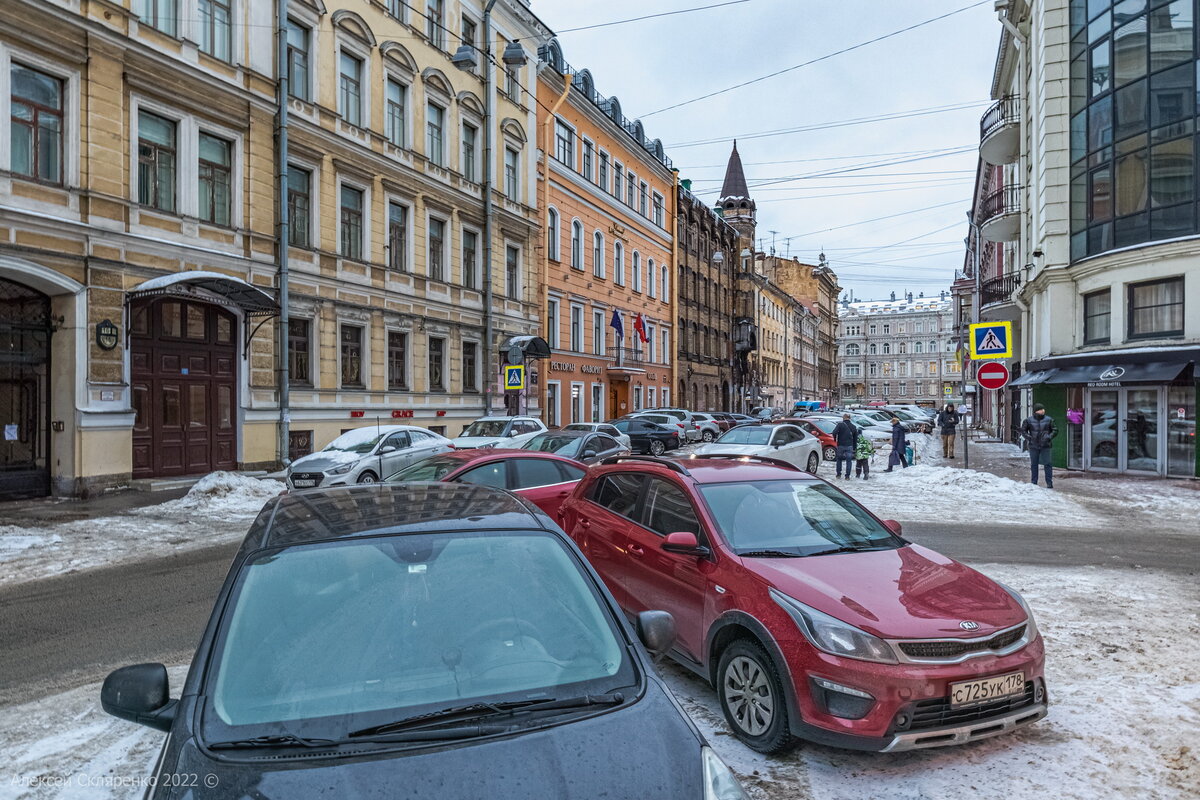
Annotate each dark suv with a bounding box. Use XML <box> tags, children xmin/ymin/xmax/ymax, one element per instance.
<box><xmin>101</xmin><ymin>483</ymin><xmax>749</xmax><ymax>799</ymax></box>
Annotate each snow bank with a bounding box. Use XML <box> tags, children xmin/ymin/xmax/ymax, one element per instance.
<box><xmin>143</xmin><ymin>472</ymin><xmax>282</xmax><ymax>518</ymax></box>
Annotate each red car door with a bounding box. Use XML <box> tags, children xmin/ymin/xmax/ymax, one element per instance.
<box><xmin>615</xmin><ymin>475</ymin><xmax>712</xmax><ymax>662</ymax></box>
<box><xmin>510</xmin><ymin>457</ymin><xmax>584</xmax><ymax>518</ymax></box>
<box><xmin>567</xmin><ymin>472</ymin><xmax>648</xmax><ymax>609</ymax></box>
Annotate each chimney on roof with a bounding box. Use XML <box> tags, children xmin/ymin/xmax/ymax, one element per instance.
<box><xmin>940</xmin><ymin>290</ymin><xmax>947</xmax><ymax>300</ymax></box>
<box><xmin>907</xmin><ymin>291</ymin><xmax>913</xmax><ymax>302</ymax></box>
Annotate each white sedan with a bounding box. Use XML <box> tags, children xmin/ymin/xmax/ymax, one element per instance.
<box><xmin>691</xmin><ymin>423</ymin><xmax>822</xmax><ymax>473</ymax></box>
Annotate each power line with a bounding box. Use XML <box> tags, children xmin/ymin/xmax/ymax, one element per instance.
<box><xmin>787</xmin><ymin>199</ymin><xmax>970</xmax><ymax>238</ymax></box>
<box><xmin>678</xmin><ymin>146</ymin><xmax>972</xmax><ymax>170</ymax></box>
<box><xmin>542</xmin><ymin>0</ymin><xmax>752</xmax><ymax>37</ymax></box>
<box><xmin>641</xmin><ymin>0</ymin><xmax>991</xmax><ymax>117</ymax></box>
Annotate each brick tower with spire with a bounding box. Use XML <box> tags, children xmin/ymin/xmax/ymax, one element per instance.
<box><xmin>716</xmin><ymin>140</ymin><xmax>757</xmax><ymax>242</ymax></box>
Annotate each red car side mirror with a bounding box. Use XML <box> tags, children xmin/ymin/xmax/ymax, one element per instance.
<box><xmin>883</xmin><ymin>519</ymin><xmax>903</xmax><ymax>535</ymax></box>
<box><xmin>661</xmin><ymin>531</ymin><xmax>710</xmax><ymax>557</ymax></box>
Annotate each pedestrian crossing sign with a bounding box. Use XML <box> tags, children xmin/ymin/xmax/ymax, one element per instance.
<box><xmin>504</xmin><ymin>365</ymin><xmax>525</xmax><ymax>391</ymax></box>
<box><xmin>968</xmin><ymin>321</ymin><xmax>1012</xmax><ymax>360</ymax></box>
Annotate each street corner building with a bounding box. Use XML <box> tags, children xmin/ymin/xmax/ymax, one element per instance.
<box><xmin>0</xmin><ymin>0</ymin><xmax>551</xmax><ymax>500</ymax></box>
<box><xmin>535</xmin><ymin>39</ymin><xmax>676</xmax><ymax>423</ymax></box>
<box><xmin>959</xmin><ymin>0</ymin><xmax>1198</xmax><ymax>479</ymax></box>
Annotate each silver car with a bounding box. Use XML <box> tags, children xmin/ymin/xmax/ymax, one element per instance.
<box><xmin>287</xmin><ymin>426</ymin><xmax>454</xmax><ymax>490</ymax></box>
<box><xmin>563</xmin><ymin>422</ymin><xmax>633</xmax><ymax>450</ymax></box>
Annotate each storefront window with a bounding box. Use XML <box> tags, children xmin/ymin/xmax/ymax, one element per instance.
<box><xmin>1166</xmin><ymin>385</ymin><xmax>1196</xmax><ymax>476</ymax></box>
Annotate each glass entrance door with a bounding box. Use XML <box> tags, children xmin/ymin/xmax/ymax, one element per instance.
<box><xmin>1085</xmin><ymin>387</ymin><xmax>1163</xmax><ymax>474</ymax></box>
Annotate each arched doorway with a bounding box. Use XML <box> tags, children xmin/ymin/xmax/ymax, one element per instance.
<box><xmin>130</xmin><ymin>297</ymin><xmax>238</xmax><ymax>478</ymax></box>
<box><xmin>0</xmin><ymin>278</ymin><xmax>51</xmax><ymax>499</ymax></box>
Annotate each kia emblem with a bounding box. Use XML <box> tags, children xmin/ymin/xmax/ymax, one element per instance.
<box><xmin>959</xmin><ymin>620</ymin><xmax>979</xmax><ymax>631</ymax></box>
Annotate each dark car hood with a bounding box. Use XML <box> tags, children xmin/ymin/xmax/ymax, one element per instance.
<box><xmin>745</xmin><ymin>544</ymin><xmax>1024</xmax><ymax>639</ymax></box>
<box><xmin>170</xmin><ymin>684</ymin><xmax>702</xmax><ymax>800</ymax></box>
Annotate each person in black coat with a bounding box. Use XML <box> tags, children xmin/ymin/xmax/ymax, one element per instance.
<box><xmin>884</xmin><ymin>418</ymin><xmax>908</xmax><ymax>471</ymax></box>
<box><xmin>936</xmin><ymin>403</ymin><xmax>960</xmax><ymax>459</ymax></box>
<box><xmin>831</xmin><ymin>413</ymin><xmax>858</xmax><ymax>480</ymax></box>
<box><xmin>1020</xmin><ymin>403</ymin><xmax>1058</xmax><ymax>487</ymax></box>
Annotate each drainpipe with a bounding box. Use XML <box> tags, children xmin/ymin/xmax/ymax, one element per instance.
<box><xmin>481</xmin><ymin>0</ymin><xmax>499</xmax><ymax>417</ymax></box>
<box><xmin>995</xmin><ymin>0</ymin><xmax>1026</xmax><ymax>45</ymax></box>
<box><xmin>275</xmin><ymin>0</ymin><xmax>290</xmax><ymax>466</ymax></box>
<box><xmin>538</xmin><ymin>71</ymin><xmax>571</xmax><ymax>423</ymax></box>
<box><xmin>669</xmin><ymin>169</ymin><xmax>679</xmax><ymax>408</ymax></box>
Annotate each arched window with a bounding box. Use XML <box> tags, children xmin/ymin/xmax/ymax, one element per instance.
<box><xmin>647</xmin><ymin>258</ymin><xmax>656</xmax><ymax>298</ymax></box>
<box><xmin>661</xmin><ymin>264</ymin><xmax>669</xmax><ymax>299</ymax></box>
<box><xmin>898</xmin><ymin>342</ymin><xmax>906</xmax><ymax>354</ymax></box>
<box><xmin>593</xmin><ymin>231</ymin><xmax>605</xmax><ymax>278</ymax></box>
<box><xmin>845</xmin><ymin>343</ymin><xmax>860</xmax><ymax>356</ymax></box>
<box><xmin>547</xmin><ymin>208</ymin><xmax>559</xmax><ymax>259</ymax></box>
<box><xmin>632</xmin><ymin>251</ymin><xmax>641</xmax><ymax>291</ymax></box>
<box><xmin>570</xmin><ymin>220</ymin><xmax>583</xmax><ymax>269</ymax></box>
<box><xmin>914</xmin><ymin>341</ymin><xmax>923</xmax><ymax>354</ymax></box>
<box><xmin>882</xmin><ymin>342</ymin><xmax>891</xmax><ymax>354</ymax></box>
<box><xmin>929</xmin><ymin>341</ymin><xmax>937</xmax><ymax>353</ymax></box>
<box><xmin>868</xmin><ymin>343</ymin><xmax>877</xmax><ymax>355</ymax></box>
<box><xmin>613</xmin><ymin>242</ymin><xmax>625</xmax><ymax>285</ymax></box>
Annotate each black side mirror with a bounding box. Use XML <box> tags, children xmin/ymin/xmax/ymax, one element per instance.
<box><xmin>101</xmin><ymin>663</ymin><xmax>177</xmax><ymax>732</ymax></box>
<box><xmin>635</xmin><ymin>610</ymin><xmax>677</xmax><ymax>663</ymax></box>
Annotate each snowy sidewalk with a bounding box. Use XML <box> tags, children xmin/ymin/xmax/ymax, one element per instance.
<box><xmin>0</xmin><ymin>473</ymin><xmax>282</xmax><ymax>590</ymax></box>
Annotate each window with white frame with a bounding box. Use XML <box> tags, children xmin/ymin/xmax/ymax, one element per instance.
<box><xmin>461</xmin><ymin>340</ymin><xmax>479</xmax><ymax>392</ymax></box>
<box><xmin>554</xmin><ymin>119</ymin><xmax>575</xmax><ymax>167</ymax></box>
<box><xmin>138</xmin><ymin>110</ymin><xmax>177</xmax><ymax>212</ymax></box>
<box><xmin>591</xmin><ymin>384</ymin><xmax>602</xmax><ymax>422</ymax></box>
<box><xmin>504</xmin><ymin>147</ymin><xmax>519</xmax><ymax>200</ymax></box>
<box><xmin>582</xmin><ymin>138</ymin><xmax>594</xmax><ymax>180</ymax></box>
<box><xmin>570</xmin><ymin>305</ymin><xmax>583</xmax><ymax>352</ymax></box>
<box><xmin>428</xmin><ymin>216</ymin><xmax>447</xmax><ymax>281</ymax></box>
<box><xmin>340</xmin><ymin>324</ymin><xmax>364</xmax><ymax>388</ymax></box>
<box><xmin>599</xmin><ymin>151</ymin><xmax>609</xmax><ymax>190</ymax></box>
<box><xmin>386</xmin><ymin>79</ymin><xmax>407</xmax><ymax>148</ymax></box>
<box><xmin>197</xmin><ymin>132</ymin><xmax>232</xmax><ymax>226</ymax></box>
<box><xmin>198</xmin><ymin>0</ymin><xmax>232</xmax><ymax>61</ymax></box>
<box><xmin>11</xmin><ymin>63</ymin><xmax>64</xmax><ymax>185</ymax></box>
<box><xmin>387</xmin><ymin>202</ymin><xmax>407</xmax><ymax>271</ymax></box>
<box><xmin>613</xmin><ymin>161</ymin><xmax>623</xmax><ymax>199</ymax></box>
<box><xmin>287</xmin><ymin>164</ymin><xmax>311</xmax><ymax>248</ymax></box>
<box><xmin>593</xmin><ymin>231</ymin><xmax>604</xmax><ymax>278</ymax></box>
<box><xmin>613</xmin><ymin>242</ymin><xmax>625</xmax><ymax>285</ymax></box>
<box><xmin>631</xmin><ymin>251</ymin><xmax>641</xmax><ymax>292</ymax></box>
<box><xmin>461</xmin><ymin>122</ymin><xmax>477</xmax><ymax>180</ymax></box>
<box><xmin>426</xmin><ymin>0</ymin><xmax>445</xmax><ymax>49</ymax></box>
<box><xmin>546</xmin><ymin>298</ymin><xmax>560</xmax><ymax>348</ymax></box>
<box><xmin>428</xmin><ymin>336</ymin><xmax>446</xmax><ymax>390</ymax></box>
<box><xmin>639</xmin><ymin>181</ymin><xmax>648</xmax><ymax>216</ymax></box>
<box><xmin>547</xmin><ymin>208</ymin><xmax>560</xmax><ymax>260</ymax></box>
<box><xmin>339</xmin><ymin>52</ymin><xmax>363</xmax><ymax>126</ymax></box>
<box><xmin>661</xmin><ymin>329</ymin><xmax>670</xmax><ymax>364</ymax></box>
<box><xmin>593</xmin><ymin>309</ymin><xmax>605</xmax><ymax>355</ymax></box>
<box><xmin>647</xmin><ymin>323</ymin><xmax>655</xmax><ymax>362</ymax></box>
<box><xmin>626</xmin><ymin>171</ymin><xmax>635</xmax><ymax>207</ymax></box>
<box><xmin>426</xmin><ymin>102</ymin><xmax>445</xmax><ymax>164</ymax></box>
<box><xmin>137</xmin><ymin>0</ymin><xmax>178</xmax><ymax>36</ymax></box>
<box><xmin>388</xmin><ymin>330</ymin><xmax>409</xmax><ymax>390</ymax></box>
<box><xmin>339</xmin><ymin>184</ymin><xmax>364</xmax><ymax>260</ymax></box>
<box><xmin>570</xmin><ymin>221</ymin><xmax>584</xmax><ymax>270</ymax></box>
<box><xmin>461</xmin><ymin>228</ymin><xmax>479</xmax><ymax>289</ymax></box>
<box><xmin>652</xmin><ymin>192</ymin><xmax>664</xmax><ymax>227</ymax></box>
<box><xmin>647</xmin><ymin>258</ymin><xmax>656</xmax><ymax>298</ymax></box>
<box><xmin>286</xmin><ymin>19</ymin><xmax>310</xmax><ymax>101</ymax></box>
<box><xmin>386</xmin><ymin>0</ymin><xmax>406</xmax><ymax>20</ymax></box>
<box><xmin>506</xmin><ymin>245</ymin><xmax>520</xmax><ymax>299</ymax></box>
<box><xmin>661</xmin><ymin>265</ymin><xmax>669</xmax><ymax>299</ymax></box>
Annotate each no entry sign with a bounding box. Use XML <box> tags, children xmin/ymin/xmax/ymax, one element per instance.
<box><xmin>977</xmin><ymin>361</ymin><xmax>1010</xmax><ymax>390</ymax></box>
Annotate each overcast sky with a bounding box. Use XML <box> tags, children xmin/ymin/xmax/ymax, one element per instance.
<box><xmin>531</xmin><ymin>0</ymin><xmax>999</xmax><ymax>302</ymax></box>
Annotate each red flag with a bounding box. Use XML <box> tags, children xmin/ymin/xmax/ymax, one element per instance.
<box><xmin>633</xmin><ymin>313</ymin><xmax>649</xmax><ymax>344</ymax></box>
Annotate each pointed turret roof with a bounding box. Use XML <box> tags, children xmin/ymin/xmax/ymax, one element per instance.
<box><xmin>719</xmin><ymin>140</ymin><xmax>749</xmax><ymax>201</ymax></box>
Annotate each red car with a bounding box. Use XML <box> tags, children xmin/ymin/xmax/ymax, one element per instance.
<box><xmin>558</xmin><ymin>455</ymin><xmax>1046</xmax><ymax>753</ymax></box>
<box><xmin>385</xmin><ymin>449</ymin><xmax>587</xmax><ymax>519</ymax></box>
<box><xmin>784</xmin><ymin>418</ymin><xmax>839</xmax><ymax>461</ymax></box>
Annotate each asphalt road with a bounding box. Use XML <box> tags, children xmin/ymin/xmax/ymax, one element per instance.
<box><xmin>2</xmin><ymin>519</ymin><xmax>1196</xmax><ymax>707</ymax></box>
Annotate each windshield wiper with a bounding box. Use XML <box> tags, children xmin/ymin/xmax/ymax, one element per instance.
<box><xmin>348</xmin><ymin>692</ymin><xmax>624</xmax><ymax>738</ymax></box>
<box><xmin>803</xmin><ymin>544</ymin><xmax>895</xmax><ymax>557</ymax></box>
<box><xmin>738</xmin><ymin>549</ymin><xmax>804</xmax><ymax>558</ymax></box>
<box><xmin>208</xmin><ymin>733</ymin><xmax>341</xmax><ymax>750</ymax></box>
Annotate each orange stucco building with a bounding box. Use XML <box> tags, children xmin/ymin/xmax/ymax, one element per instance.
<box><xmin>533</xmin><ymin>40</ymin><xmax>676</xmax><ymax>426</ymax></box>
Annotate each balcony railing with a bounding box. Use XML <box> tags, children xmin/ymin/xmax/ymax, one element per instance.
<box><xmin>979</xmin><ymin>185</ymin><xmax>1022</xmax><ymax>242</ymax></box>
<box><xmin>980</xmin><ymin>96</ymin><xmax>1020</xmax><ymax>165</ymax></box>
<box><xmin>612</xmin><ymin>347</ymin><xmax>645</xmax><ymax>367</ymax></box>
<box><xmin>980</xmin><ymin>95</ymin><xmax>1020</xmax><ymax>141</ymax></box>
<box><xmin>981</xmin><ymin>272</ymin><xmax>1022</xmax><ymax>306</ymax></box>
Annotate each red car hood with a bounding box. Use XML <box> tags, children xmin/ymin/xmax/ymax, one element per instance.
<box><xmin>745</xmin><ymin>544</ymin><xmax>1024</xmax><ymax>639</ymax></box>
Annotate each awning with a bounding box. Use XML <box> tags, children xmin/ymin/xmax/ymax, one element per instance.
<box><xmin>503</xmin><ymin>335</ymin><xmax>551</xmax><ymax>360</ymax></box>
<box><xmin>1010</xmin><ymin>368</ymin><xmax>1057</xmax><ymax>387</ymax></box>
<box><xmin>1044</xmin><ymin>361</ymin><xmax>1189</xmax><ymax>385</ymax></box>
<box><xmin>129</xmin><ymin>271</ymin><xmax>278</xmax><ymax>315</ymax></box>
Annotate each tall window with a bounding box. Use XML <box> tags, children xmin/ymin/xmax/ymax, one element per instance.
<box><xmin>647</xmin><ymin>258</ymin><xmax>656</xmax><ymax>298</ymax></box>
<box><xmin>198</xmin><ymin>0</ymin><xmax>231</xmax><ymax>61</ymax></box>
<box><xmin>554</xmin><ymin>120</ymin><xmax>575</xmax><ymax>167</ymax></box>
<box><xmin>461</xmin><ymin>229</ymin><xmax>479</xmax><ymax>289</ymax></box>
<box><xmin>547</xmin><ymin>208</ymin><xmax>560</xmax><ymax>259</ymax></box>
<box><xmin>661</xmin><ymin>265</ymin><xmax>669</xmax><ymax>299</ymax></box>
<box><xmin>287</xmin><ymin>165</ymin><xmax>310</xmax><ymax>247</ymax></box>
<box><xmin>428</xmin><ymin>337</ymin><xmax>446</xmax><ymax>390</ymax></box>
<box><xmin>504</xmin><ymin>147</ymin><xmax>519</xmax><ymax>200</ymax></box>
<box><xmin>661</xmin><ymin>329</ymin><xmax>670</xmax><ymax>365</ymax></box>
<box><xmin>428</xmin><ymin>217</ymin><xmax>446</xmax><ymax>281</ymax></box>
<box><xmin>426</xmin><ymin>103</ymin><xmax>445</xmax><ymax>164</ymax></box>
<box><xmin>593</xmin><ymin>231</ymin><xmax>604</xmax><ymax>278</ymax></box>
<box><xmin>339</xmin><ymin>52</ymin><xmax>362</xmax><ymax>126</ymax></box>
<box><xmin>570</xmin><ymin>221</ymin><xmax>584</xmax><ymax>270</ymax></box>
<box><xmin>1128</xmin><ymin>277</ymin><xmax>1184</xmax><ymax>338</ymax></box>
<box><xmin>593</xmin><ymin>310</ymin><xmax>605</xmax><ymax>355</ymax></box>
<box><xmin>138</xmin><ymin>110</ymin><xmax>176</xmax><ymax>212</ymax></box>
<box><xmin>614</xmin><ymin>242</ymin><xmax>625</xmax><ymax>286</ymax></box>
<box><xmin>570</xmin><ymin>305</ymin><xmax>583</xmax><ymax>352</ymax></box>
<box><xmin>626</xmin><ymin>172</ymin><xmax>635</xmax><ymax>207</ymax></box>
<box><xmin>426</xmin><ymin>0</ymin><xmax>445</xmax><ymax>49</ymax></box>
<box><xmin>462</xmin><ymin>341</ymin><xmax>479</xmax><ymax>391</ymax></box>
<box><xmin>506</xmin><ymin>245</ymin><xmax>520</xmax><ymax>299</ymax></box>
<box><xmin>652</xmin><ymin>193</ymin><xmax>664</xmax><ymax>227</ymax></box>
<box><xmin>599</xmin><ymin>152</ymin><xmax>609</xmax><ymax>190</ymax></box>
<box><xmin>505</xmin><ymin>65</ymin><xmax>520</xmax><ymax>101</ymax></box>
<box><xmin>461</xmin><ymin>122</ymin><xmax>477</xmax><ymax>180</ymax></box>
<box><xmin>285</xmin><ymin>20</ymin><xmax>310</xmax><ymax>101</ymax></box>
<box><xmin>197</xmin><ymin>133</ymin><xmax>231</xmax><ymax>226</ymax></box>
<box><xmin>582</xmin><ymin>139</ymin><xmax>594</xmax><ymax>180</ymax></box>
<box><xmin>386</xmin><ymin>79</ymin><xmax>407</xmax><ymax>147</ymax></box>
<box><xmin>388</xmin><ymin>202</ymin><xmax>407</xmax><ymax>271</ymax></box>
<box><xmin>138</xmin><ymin>0</ymin><xmax>177</xmax><ymax>36</ymax></box>
<box><xmin>613</xmin><ymin>162</ymin><xmax>623</xmax><ymax>199</ymax></box>
<box><xmin>289</xmin><ymin>319</ymin><xmax>311</xmax><ymax>385</ymax></box>
<box><xmin>10</xmin><ymin>64</ymin><xmax>63</xmax><ymax>184</ymax></box>
<box><xmin>639</xmin><ymin>182</ymin><xmax>648</xmax><ymax>216</ymax></box>
<box><xmin>546</xmin><ymin>298</ymin><xmax>559</xmax><ymax>348</ymax></box>
<box><xmin>1083</xmin><ymin>289</ymin><xmax>1111</xmax><ymax>344</ymax></box>
<box><xmin>340</xmin><ymin>185</ymin><xmax>363</xmax><ymax>260</ymax></box>
<box><xmin>340</xmin><ymin>325</ymin><xmax>363</xmax><ymax>388</ymax></box>
<box><xmin>632</xmin><ymin>252</ymin><xmax>641</xmax><ymax>292</ymax></box>
<box><xmin>386</xmin><ymin>0</ymin><xmax>406</xmax><ymax>20</ymax></box>
<box><xmin>388</xmin><ymin>331</ymin><xmax>408</xmax><ymax>390</ymax></box>
<box><xmin>460</xmin><ymin>14</ymin><xmax>477</xmax><ymax>50</ymax></box>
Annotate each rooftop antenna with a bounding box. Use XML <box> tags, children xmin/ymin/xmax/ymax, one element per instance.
<box><xmin>783</xmin><ymin>236</ymin><xmax>795</xmax><ymax>258</ymax></box>
<box><xmin>768</xmin><ymin>230</ymin><xmax>778</xmax><ymax>256</ymax></box>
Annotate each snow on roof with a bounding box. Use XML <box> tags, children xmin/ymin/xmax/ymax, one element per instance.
<box><xmin>839</xmin><ymin>297</ymin><xmax>951</xmax><ymax>317</ymax></box>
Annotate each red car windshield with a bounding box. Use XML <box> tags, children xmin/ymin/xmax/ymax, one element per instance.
<box><xmin>697</xmin><ymin>481</ymin><xmax>903</xmax><ymax>556</ymax></box>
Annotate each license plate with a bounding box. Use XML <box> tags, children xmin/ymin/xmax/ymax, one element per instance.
<box><xmin>949</xmin><ymin>671</ymin><xmax>1025</xmax><ymax>708</ymax></box>
<box><xmin>292</xmin><ymin>479</ymin><xmax>317</xmax><ymax>488</ymax></box>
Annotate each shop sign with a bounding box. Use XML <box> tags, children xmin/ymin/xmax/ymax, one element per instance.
<box><xmin>350</xmin><ymin>411</ymin><xmax>365</xmax><ymax>418</ymax></box>
<box><xmin>549</xmin><ymin>361</ymin><xmax>576</xmax><ymax>372</ymax></box>
<box><xmin>581</xmin><ymin>364</ymin><xmax>603</xmax><ymax>374</ymax></box>
<box><xmin>391</xmin><ymin>410</ymin><xmax>415</xmax><ymax>418</ymax></box>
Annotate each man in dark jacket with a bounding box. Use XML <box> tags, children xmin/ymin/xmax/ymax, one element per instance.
<box><xmin>936</xmin><ymin>403</ymin><xmax>961</xmax><ymax>459</ymax></box>
<box><xmin>1020</xmin><ymin>403</ymin><xmax>1058</xmax><ymax>488</ymax></box>
<box><xmin>884</xmin><ymin>418</ymin><xmax>909</xmax><ymax>471</ymax></box>
<box><xmin>831</xmin><ymin>413</ymin><xmax>858</xmax><ymax>480</ymax></box>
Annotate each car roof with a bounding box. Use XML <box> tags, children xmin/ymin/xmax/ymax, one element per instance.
<box><xmin>532</xmin><ymin>429</ymin><xmax>589</xmax><ymax>439</ymax></box>
<box><xmin>594</xmin><ymin>454</ymin><xmax>821</xmax><ymax>485</ymax></box>
<box><xmin>470</xmin><ymin>416</ymin><xmax>535</xmax><ymax>422</ymax></box>
<box><xmin>244</xmin><ymin>483</ymin><xmax>550</xmax><ymax>554</ymax></box>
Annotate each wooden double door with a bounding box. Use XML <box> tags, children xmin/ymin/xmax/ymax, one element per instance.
<box><xmin>131</xmin><ymin>298</ymin><xmax>237</xmax><ymax>478</ymax></box>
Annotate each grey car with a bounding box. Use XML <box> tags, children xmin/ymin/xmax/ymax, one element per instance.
<box><xmin>287</xmin><ymin>426</ymin><xmax>454</xmax><ymax>490</ymax></box>
<box><xmin>688</xmin><ymin>413</ymin><xmax>723</xmax><ymax>443</ymax></box>
<box><xmin>522</xmin><ymin>430</ymin><xmax>629</xmax><ymax>465</ymax></box>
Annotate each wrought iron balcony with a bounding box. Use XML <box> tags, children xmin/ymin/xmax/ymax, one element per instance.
<box><xmin>981</xmin><ymin>272</ymin><xmax>1021</xmax><ymax>307</ymax></box>
<box><xmin>979</xmin><ymin>185</ymin><xmax>1022</xmax><ymax>242</ymax></box>
<box><xmin>612</xmin><ymin>346</ymin><xmax>645</xmax><ymax>368</ymax></box>
<box><xmin>980</xmin><ymin>96</ymin><xmax>1020</xmax><ymax>165</ymax></box>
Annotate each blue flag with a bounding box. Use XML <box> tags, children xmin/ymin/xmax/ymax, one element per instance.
<box><xmin>609</xmin><ymin>309</ymin><xmax>624</xmax><ymax>339</ymax></box>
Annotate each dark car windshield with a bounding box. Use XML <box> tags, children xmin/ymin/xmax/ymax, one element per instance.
<box><xmin>715</xmin><ymin>427</ymin><xmax>772</xmax><ymax>445</ymax></box>
<box><xmin>202</xmin><ymin>531</ymin><xmax>633</xmax><ymax>741</ymax></box>
<box><xmin>698</xmin><ymin>481</ymin><xmax>904</xmax><ymax>556</ymax></box>
<box><xmin>461</xmin><ymin>420</ymin><xmax>509</xmax><ymax>438</ymax></box>
<box><xmin>523</xmin><ymin>433</ymin><xmax>582</xmax><ymax>456</ymax></box>
<box><xmin>386</xmin><ymin>454</ymin><xmax>462</xmax><ymax>482</ymax></box>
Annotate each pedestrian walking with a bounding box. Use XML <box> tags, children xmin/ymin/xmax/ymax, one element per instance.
<box><xmin>1020</xmin><ymin>404</ymin><xmax>1058</xmax><ymax>488</ymax></box>
<box><xmin>884</xmin><ymin>418</ymin><xmax>909</xmax><ymax>471</ymax></box>
<box><xmin>832</xmin><ymin>413</ymin><xmax>858</xmax><ymax>480</ymax></box>
<box><xmin>936</xmin><ymin>403</ymin><xmax>961</xmax><ymax>458</ymax></box>
<box><xmin>854</xmin><ymin>430</ymin><xmax>875</xmax><ymax>480</ymax></box>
